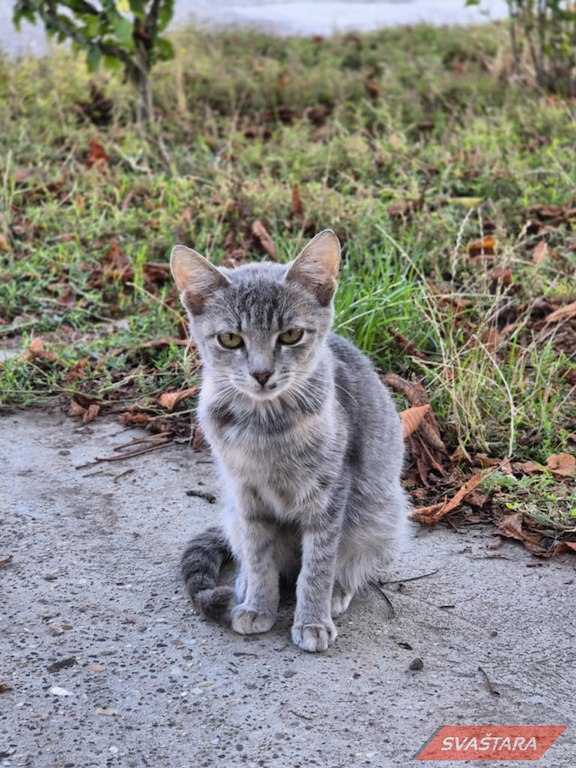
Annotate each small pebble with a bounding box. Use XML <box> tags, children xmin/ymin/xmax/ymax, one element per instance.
<box><xmin>409</xmin><ymin>657</ymin><xmax>424</xmax><ymax>671</ymax></box>
<box><xmin>49</xmin><ymin>686</ymin><xmax>72</xmax><ymax>696</ymax></box>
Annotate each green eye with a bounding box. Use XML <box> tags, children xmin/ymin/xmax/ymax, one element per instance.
<box><xmin>278</xmin><ymin>328</ymin><xmax>304</xmax><ymax>345</ymax></box>
<box><xmin>217</xmin><ymin>332</ymin><xmax>244</xmax><ymax>349</ymax></box>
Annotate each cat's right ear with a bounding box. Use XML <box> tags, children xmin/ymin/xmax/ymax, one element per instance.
<box><xmin>171</xmin><ymin>245</ymin><xmax>230</xmax><ymax>315</ymax></box>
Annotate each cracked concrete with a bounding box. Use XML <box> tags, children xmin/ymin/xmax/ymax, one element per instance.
<box><xmin>1</xmin><ymin>410</ymin><xmax>574</xmax><ymax>767</ymax></box>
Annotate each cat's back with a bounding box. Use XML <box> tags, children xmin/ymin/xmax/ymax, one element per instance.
<box><xmin>328</xmin><ymin>333</ymin><xmax>403</xmax><ymax>466</ymax></box>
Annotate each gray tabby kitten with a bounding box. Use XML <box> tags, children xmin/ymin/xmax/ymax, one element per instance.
<box><xmin>171</xmin><ymin>230</ymin><xmax>407</xmax><ymax>653</ymax></box>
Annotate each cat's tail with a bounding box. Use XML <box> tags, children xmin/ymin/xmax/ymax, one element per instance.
<box><xmin>180</xmin><ymin>526</ymin><xmax>236</xmax><ymax>624</ymax></box>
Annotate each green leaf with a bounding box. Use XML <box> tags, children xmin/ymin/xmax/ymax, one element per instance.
<box><xmin>128</xmin><ymin>0</ymin><xmax>146</xmax><ymax>19</ymax></box>
<box><xmin>102</xmin><ymin>54</ymin><xmax>123</xmax><ymax>72</ymax></box>
<box><xmin>112</xmin><ymin>15</ymin><xmax>133</xmax><ymax>47</ymax></box>
<box><xmin>155</xmin><ymin>36</ymin><xmax>175</xmax><ymax>62</ymax></box>
<box><xmin>86</xmin><ymin>45</ymin><xmax>102</xmax><ymax>71</ymax></box>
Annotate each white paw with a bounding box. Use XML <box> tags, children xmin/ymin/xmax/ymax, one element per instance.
<box><xmin>291</xmin><ymin>621</ymin><xmax>338</xmax><ymax>653</ymax></box>
<box><xmin>231</xmin><ymin>605</ymin><xmax>276</xmax><ymax>635</ymax></box>
<box><xmin>331</xmin><ymin>586</ymin><xmax>354</xmax><ymax>618</ymax></box>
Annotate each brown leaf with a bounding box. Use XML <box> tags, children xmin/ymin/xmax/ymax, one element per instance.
<box><xmin>491</xmin><ymin>266</ymin><xmax>513</xmax><ymax>287</ymax></box>
<box><xmin>532</xmin><ymin>241</ymin><xmax>549</xmax><ymax>264</ymax></box>
<box><xmin>0</xmin><ymin>554</ymin><xmax>13</xmax><ymax>567</ymax></box>
<box><xmin>23</xmin><ymin>338</ymin><xmax>57</xmax><ymax>363</ymax></box>
<box><xmin>497</xmin><ymin>512</ymin><xmax>542</xmax><ymax>546</ymax></box>
<box><xmin>513</xmin><ymin>459</ymin><xmax>546</xmax><ymax>476</ymax></box>
<box><xmin>251</xmin><ymin>220</ymin><xmax>276</xmax><ymax>260</ymax></box>
<box><xmin>0</xmin><ymin>683</ymin><xmax>13</xmax><ymax>694</ymax></box>
<box><xmin>382</xmin><ymin>374</ymin><xmax>428</xmax><ymax>405</ymax></box>
<box><xmin>411</xmin><ymin>472</ymin><xmax>484</xmax><ymax>524</ymax></box>
<box><xmin>118</xmin><ymin>411</ymin><xmax>153</xmax><ymax>427</ymax></box>
<box><xmin>467</xmin><ymin>235</ymin><xmax>496</xmax><ymax>258</ymax></box>
<box><xmin>400</xmin><ymin>404</ymin><xmax>432</xmax><ymax>439</ymax></box>
<box><xmin>544</xmin><ymin>301</ymin><xmax>576</xmax><ymax>324</ymax></box>
<box><xmin>0</xmin><ymin>234</ymin><xmax>10</xmax><ymax>253</ymax></box>
<box><xmin>85</xmin><ymin>138</ymin><xmax>109</xmax><ymax>169</ymax></box>
<box><xmin>68</xmin><ymin>400</ymin><xmax>87</xmax><ymax>418</ymax></box>
<box><xmin>388</xmin><ymin>328</ymin><xmax>429</xmax><ymax>360</ymax></box>
<box><xmin>387</xmin><ymin>199</ymin><xmax>421</xmax><ymax>219</ymax></box>
<box><xmin>546</xmin><ymin>453</ymin><xmax>576</xmax><ymax>478</ymax></box>
<box><xmin>554</xmin><ymin>541</ymin><xmax>576</xmax><ymax>555</ymax></box>
<box><xmin>157</xmin><ymin>387</ymin><xmax>198</xmax><ymax>411</ymax></box>
<box><xmin>82</xmin><ymin>403</ymin><xmax>101</xmax><ymax>424</ymax></box>
<box><xmin>291</xmin><ymin>184</ymin><xmax>304</xmax><ymax>218</ymax></box>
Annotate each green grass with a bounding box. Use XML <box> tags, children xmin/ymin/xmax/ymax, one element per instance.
<box><xmin>0</xmin><ymin>22</ymin><xmax>575</xmax><ymax>483</ymax></box>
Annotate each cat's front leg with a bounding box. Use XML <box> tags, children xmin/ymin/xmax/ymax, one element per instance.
<box><xmin>230</xmin><ymin>517</ymin><xmax>280</xmax><ymax>636</ymax></box>
<box><xmin>292</xmin><ymin>525</ymin><xmax>339</xmax><ymax>653</ymax></box>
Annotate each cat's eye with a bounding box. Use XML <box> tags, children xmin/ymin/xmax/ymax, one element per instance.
<box><xmin>278</xmin><ymin>328</ymin><xmax>304</xmax><ymax>346</ymax></box>
<box><xmin>217</xmin><ymin>332</ymin><xmax>244</xmax><ymax>349</ymax></box>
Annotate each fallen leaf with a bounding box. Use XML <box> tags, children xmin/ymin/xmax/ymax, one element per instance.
<box><xmin>85</xmin><ymin>138</ymin><xmax>109</xmax><ymax>169</ymax></box>
<box><xmin>546</xmin><ymin>453</ymin><xmax>576</xmax><ymax>478</ymax></box>
<box><xmin>82</xmin><ymin>403</ymin><xmax>101</xmax><ymax>424</ymax></box>
<box><xmin>491</xmin><ymin>266</ymin><xmax>513</xmax><ymax>287</ymax></box>
<box><xmin>0</xmin><ymin>554</ymin><xmax>13</xmax><ymax>567</ymax></box>
<box><xmin>544</xmin><ymin>301</ymin><xmax>576</xmax><ymax>324</ymax></box>
<box><xmin>532</xmin><ymin>241</ymin><xmax>549</xmax><ymax>264</ymax></box>
<box><xmin>513</xmin><ymin>460</ymin><xmax>546</xmax><ymax>476</ymax></box>
<box><xmin>23</xmin><ymin>338</ymin><xmax>57</xmax><ymax>363</ymax></box>
<box><xmin>291</xmin><ymin>184</ymin><xmax>304</xmax><ymax>218</ymax></box>
<box><xmin>0</xmin><ymin>234</ymin><xmax>10</xmax><ymax>252</ymax></box>
<box><xmin>68</xmin><ymin>400</ymin><xmax>87</xmax><ymax>418</ymax></box>
<box><xmin>411</xmin><ymin>472</ymin><xmax>484</xmax><ymax>524</ymax></box>
<box><xmin>496</xmin><ymin>512</ymin><xmax>543</xmax><ymax>546</ymax></box>
<box><xmin>157</xmin><ymin>387</ymin><xmax>198</xmax><ymax>411</ymax></box>
<box><xmin>251</xmin><ymin>220</ymin><xmax>276</xmax><ymax>260</ymax></box>
<box><xmin>0</xmin><ymin>683</ymin><xmax>13</xmax><ymax>694</ymax></box>
<box><xmin>467</xmin><ymin>235</ymin><xmax>496</xmax><ymax>258</ymax></box>
<box><xmin>554</xmin><ymin>542</ymin><xmax>576</xmax><ymax>555</ymax></box>
<box><xmin>47</xmin><ymin>657</ymin><xmax>77</xmax><ymax>673</ymax></box>
<box><xmin>400</xmin><ymin>404</ymin><xmax>432</xmax><ymax>439</ymax></box>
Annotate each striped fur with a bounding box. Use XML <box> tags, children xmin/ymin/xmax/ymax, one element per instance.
<box><xmin>171</xmin><ymin>231</ymin><xmax>408</xmax><ymax>652</ymax></box>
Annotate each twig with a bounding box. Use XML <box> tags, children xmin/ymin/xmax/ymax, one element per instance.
<box><xmin>186</xmin><ymin>489</ymin><xmax>217</xmax><ymax>504</ymax></box>
<box><xmin>76</xmin><ymin>440</ymin><xmax>173</xmax><ymax>469</ymax></box>
<box><xmin>378</xmin><ymin>569</ymin><xmax>439</xmax><ymax>586</ymax></box>
<box><xmin>372</xmin><ymin>583</ymin><xmax>396</xmax><ymax>618</ymax></box>
<box><xmin>289</xmin><ymin>710</ymin><xmax>314</xmax><ymax>722</ymax></box>
<box><xmin>478</xmin><ymin>666</ymin><xmax>500</xmax><ymax>696</ymax></box>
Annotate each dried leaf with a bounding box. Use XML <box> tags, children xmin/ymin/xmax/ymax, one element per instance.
<box><xmin>82</xmin><ymin>403</ymin><xmax>101</xmax><ymax>424</ymax></box>
<box><xmin>532</xmin><ymin>241</ymin><xmax>549</xmax><ymax>264</ymax></box>
<box><xmin>411</xmin><ymin>472</ymin><xmax>484</xmax><ymax>524</ymax></box>
<box><xmin>554</xmin><ymin>541</ymin><xmax>576</xmax><ymax>555</ymax></box>
<box><xmin>544</xmin><ymin>301</ymin><xmax>576</xmax><ymax>324</ymax></box>
<box><xmin>291</xmin><ymin>184</ymin><xmax>304</xmax><ymax>218</ymax></box>
<box><xmin>0</xmin><ymin>554</ymin><xmax>13</xmax><ymax>567</ymax></box>
<box><xmin>400</xmin><ymin>404</ymin><xmax>432</xmax><ymax>439</ymax></box>
<box><xmin>85</xmin><ymin>138</ymin><xmax>109</xmax><ymax>169</ymax></box>
<box><xmin>0</xmin><ymin>683</ymin><xmax>13</xmax><ymax>694</ymax></box>
<box><xmin>23</xmin><ymin>337</ymin><xmax>57</xmax><ymax>363</ymax></box>
<box><xmin>513</xmin><ymin>460</ymin><xmax>546</xmax><ymax>476</ymax></box>
<box><xmin>251</xmin><ymin>220</ymin><xmax>276</xmax><ymax>260</ymax></box>
<box><xmin>497</xmin><ymin>512</ymin><xmax>542</xmax><ymax>546</ymax></box>
<box><xmin>157</xmin><ymin>387</ymin><xmax>198</xmax><ymax>411</ymax></box>
<box><xmin>467</xmin><ymin>235</ymin><xmax>496</xmax><ymax>258</ymax></box>
<box><xmin>68</xmin><ymin>400</ymin><xmax>87</xmax><ymax>418</ymax></box>
<box><xmin>546</xmin><ymin>453</ymin><xmax>576</xmax><ymax>478</ymax></box>
<box><xmin>0</xmin><ymin>234</ymin><xmax>10</xmax><ymax>253</ymax></box>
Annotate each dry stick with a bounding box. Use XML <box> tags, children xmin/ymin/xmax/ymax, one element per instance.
<box><xmin>372</xmin><ymin>584</ymin><xmax>396</xmax><ymax>619</ymax></box>
<box><xmin>112</xmin><ymin>433</ymin><xmax>172</xmax><ymax>452</ymax></box>
<box><xmin>478</xmin><ymin>666</ymin><xmax>501</xmax><ymax>697</ymax></box>
<box><xmin>378</xmin><ymin>569</ymin><xmax>439</xmax><ymax>587</ymax></box>
<box><xmin>94</xmin><ymin>441</ymin><xmax>173</xmax><ymax>462</ymax></box>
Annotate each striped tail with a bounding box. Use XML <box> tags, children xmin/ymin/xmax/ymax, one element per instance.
<box><xmin>180</xmin><ymin>526</ymin><xmax>236</xmax><ymax>623</ymax></box>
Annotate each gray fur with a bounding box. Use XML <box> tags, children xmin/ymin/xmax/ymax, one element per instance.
<box><xmin>171</xmin><ymin>230</ymin><xmax>408</xmax><ymax>653</ymax></box>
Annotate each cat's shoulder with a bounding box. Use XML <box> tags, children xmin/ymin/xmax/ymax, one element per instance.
<box><xmin>327</xmin><ymin>333</ymin><xmax>373</xmax><ymax>370</ymax></box>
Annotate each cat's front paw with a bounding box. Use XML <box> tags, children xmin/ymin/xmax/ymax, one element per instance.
<box><xmin>231</xmin><ymin>604</ymin><xmax>276</xmax><ymax>635</ymax></box>
<box><xmin>291</xmin><ymin>620</ymin><xmax>338</xmax><ymax>653</ymax></box>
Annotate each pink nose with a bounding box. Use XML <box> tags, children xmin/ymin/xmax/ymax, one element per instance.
<box><xmin>251</xmin><ymin>371</ymin><xmax>273</xmax><ymax>386</ymax></box>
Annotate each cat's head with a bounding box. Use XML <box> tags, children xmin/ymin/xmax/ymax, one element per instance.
<box><xmin>171</xmin><ymin>230</ymin><xmax>340</xmax><ymax>401</ymax></box>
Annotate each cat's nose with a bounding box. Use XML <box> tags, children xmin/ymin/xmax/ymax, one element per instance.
<box><xmin>251</xmin><ymin>370</ymin><xmax>273</xmax><ymax>387</ymax></box>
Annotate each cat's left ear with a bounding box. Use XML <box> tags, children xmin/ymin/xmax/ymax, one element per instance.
<box><xmin>285</xmin><ymin>229</ymin><xmax>341</xmax><ymax>306</ymax></box>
